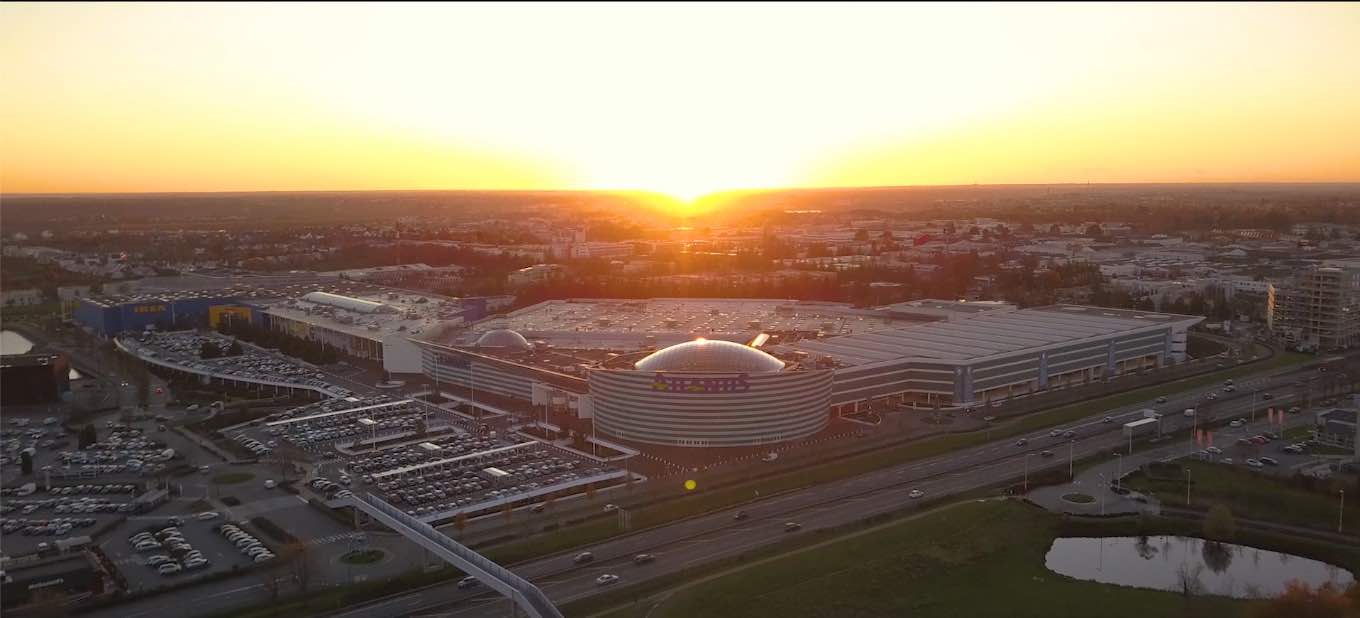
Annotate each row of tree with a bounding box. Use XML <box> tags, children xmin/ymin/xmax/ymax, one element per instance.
<box><xmin>214</xmin><ymin>318</ymin><xmax>342</xmax><ymax>365</ymax></box>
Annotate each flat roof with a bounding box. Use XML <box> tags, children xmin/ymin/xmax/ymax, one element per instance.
<box><xmin>446</xmin><ymin>298</ymin><xmax>933</xmax><ymax>349</ymax></box>
<box><xmin>775</xmin><ymin>305</ymin><xmax>1202</xmax><ymax>366</ymax></box>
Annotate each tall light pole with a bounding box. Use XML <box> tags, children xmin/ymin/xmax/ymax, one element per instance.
<box><xmin>1114</xmin><ymin>453</ymin><xmax>1123</xmax><ymax>490</ymax></box>
<box><xmin>1251</xmin><ymin>390</ymin><xmax>1258</xmax><ymax>423</ymax></box>
<box><xmin>1185</xmin><ymin>468</ymin><xmax>1192</xmax><ymax>506</ymax></box>
<box><xmin>1098</xmin><ymin>472</ymin><xmax>1106</xmax><ymax>515</ymax></box>
<box><xmin>1024</xmin><ymin>453</ymin><xmax>1033</xmax><ymax>493</ymax></box>
<box><xmin>1341</xmin><ymin>489</ymin><xmax>1346</xmax><ymax>533</ymax></box>
<box><xmin>1068</xmin><ymin>439</ymin><xmax>1075</xmax><ymax>480</ymax></box>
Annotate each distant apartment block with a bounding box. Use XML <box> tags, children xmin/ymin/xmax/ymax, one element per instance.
<box><xmin>508</xmin><ymin>264</ymin><xmax>570</xmax><ymax>288</ymax></box>
<box><xmin>1268</xmin><ymin>258</ymin><xmax>1360</xmax><ymax>350</ymax></box>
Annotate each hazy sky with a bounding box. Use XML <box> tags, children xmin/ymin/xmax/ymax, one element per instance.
<box><xmin>2</xmin><ymin>2</ymin><xmax>1357</xmax><ymax>197</ymax></box>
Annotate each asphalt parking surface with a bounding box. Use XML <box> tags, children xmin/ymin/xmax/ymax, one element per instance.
<box><xmin>103</xmin><ymin>516</ymin><xmax>266</xmax><ymax>592</ymax></box>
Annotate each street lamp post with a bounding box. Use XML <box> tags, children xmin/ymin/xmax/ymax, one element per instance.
<box><xmin>1251</xmin><ymin>390</ymin><xmax>1258</xmax><ymax>423</ymax></box>
<box><xmin>1114</xmin><ymin>453</ymin><xmax>1123</xmax><ymax>490</ymax></box>
<box><xmin>1341</xmin><ymin>489</ymin><xmax>1346</xmax><ymax>533</ymax></box>
<box><xmin>1098</xmin><ymin>472</ymin><xmax>1106</xmax><ymax>515</ymax></box>
<box><xmin>1185</xmin><ymin>468</ymin><xmax>1192</xmax><ymax>506</ymax></box>
<box><xmin>1068</xmin><ymin>439</ymin><xmax>1075</xmax><ymax>480</ymax></box>
<box><xmin>1024</xmin><ymin>453</ymin><xmax>1033</xmax><ymax>493</ymax></box>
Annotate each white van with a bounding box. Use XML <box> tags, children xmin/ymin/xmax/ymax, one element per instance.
<box><xmin>264</xmin><ymin>480</ymin><xmax>277</xmax><ymax>489</ymax></box>
<box><xmin>1183</xmin><ymin>408</ymin><xmax>1196</xmax><ymax>418</ymax></box>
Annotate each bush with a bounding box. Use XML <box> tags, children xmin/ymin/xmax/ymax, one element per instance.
<box><xmin>250</xmin><ymin>516</ymin><xmax>298</xmax><ymax>544</ymax></box>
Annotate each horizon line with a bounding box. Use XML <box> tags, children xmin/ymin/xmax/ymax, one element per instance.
<box><xmin>5</xmin><ymin>179</ymin><xmax>1360</xmax><ymax>200</ymax></box>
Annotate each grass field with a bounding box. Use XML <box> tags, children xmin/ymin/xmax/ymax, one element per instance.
<box><xmin>340</xmin><ymin>549</ymin><xmax>385</xmax><ymax>565</ymax></box>
<box><xmin>578</xmin><ymin>500</ymin><xmax>1243</xmax><ymax>618</ymax></box>
<box><xmin>212</xmin><ymin>472</ymin><xmax>255</xmax><ymax>485</ymax></box>
<box><xmin>1124</xmin><ymin>460</ymin><xmax>1352</xmax><ymax>530</ymax></box>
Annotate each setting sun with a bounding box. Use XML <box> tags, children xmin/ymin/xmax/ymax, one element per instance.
<box><xmin>2</xmin><ymin>3</ymin><xmax>1358</xmax><ymax>195</ymax></box>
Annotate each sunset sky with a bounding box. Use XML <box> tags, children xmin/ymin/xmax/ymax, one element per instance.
<box><xmin>2</xmin><ymin>2</ymin><xmax>1357</xmax><ymax>198</ymax></box>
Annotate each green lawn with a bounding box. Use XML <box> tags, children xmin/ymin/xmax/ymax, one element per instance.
<box><xmin>576</xmin><ymin>500</ymin><xmax>1242</xmax><ymax>618</ymax></box>
<box><xmin>1124</xmin><ymin>461</ymin><xmax>1350</xmax><ymax>531</ymax></box>
<box><xmin>212</xmin><ymin>472</ymin><xmax>255</xmax><ymax>485</ymax></box>
<box><xmin>340</xmin><ymin>549</ymin><xmax>385</xmax><ymax>565</ymax></box>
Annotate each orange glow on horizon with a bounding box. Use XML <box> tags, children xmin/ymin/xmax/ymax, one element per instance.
<box><xmin>2</xmin><ymin>3</ymin><xmax>1357</xmax><ymax>196</ymax></box>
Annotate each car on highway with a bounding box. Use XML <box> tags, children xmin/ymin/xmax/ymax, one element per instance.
<box><xmin>1063</xmin><ymin>430</ymin><xmax>1076</xmax><ymax>439</ymax></box>
<box><xmin>733</xmin><ymin>511</ymin><xmax>749</xmax><ymax>521</ymax></box>
<box><xmin>908</xmin><ymin>489</ymin><xmax>925</xmax><ymax>499</ymax></box>
<box><xmin>1102</xmin><ymin>416</ymin><xmax>1113</xmax><ymax>424</ymax></box>
<box><xmin>458</xmin><ymin>576</ymin><xmax>479</xmax><ymax>589</ymax></box>
<box><xmin>1155</xmin><ymin>396</ymin><xmax>1168</xmax><ymax>404</ymax></box>
<box><xmin>784</xmin><ymin>522</ymin><xmax>802</xmax><ymax>532</ymax></box>
<box><xmin>595</xmin><ymin>574</ymin><xmax>620</xmax><ymax>586</ymax></box>
<box><xmin>632</xmin><ymin>553</ymin><xmax>656</xmax><ymax>565</ymax></box>
<box><xmin>1040</xmin><ymin>451</ymin><xmax>1055</xmax><ymax>458</ymax></box>
<box><xmin>1206</xmin><ymin>393</ymin><xmax>1218</xmax><ymax>401</ymax></box>
<box><xmin>1262</xmin><ymin>393</ymin><xmax>1273</xmax><ymax>400</ymax></box>
<box><xmin>1015</xmin><ymin>439</ymin><xmax>1028</xmax><ymax>447</ymax></box>
<box><xmin>603</xmin><ymin>504</ymin><xmax>618</xmax><ymax>512</ymax></box>
<box><xmin>573</xmin><ymin>552</ymin><xmax>595</xmax><ymax>564</ymax></box>
<box><xmin>1230</xmin><ymin>420</ymin><xmax>1244</xmax><ymax>428</ymax></box>
<box><xmin>530</xmin><ymin>503</ymin><xmax>546</xmax><ymax>514</ymax></box>
<box><xmin>1049</xmin><ymin>429</ymin><xmax>1064</xmax><ymax>438</ymax></box>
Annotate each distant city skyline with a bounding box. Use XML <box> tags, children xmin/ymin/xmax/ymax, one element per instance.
<box><xmin>2</xmin><ymin>2</ymin><xmax>1358</xmax><ymax>198</ymax></box>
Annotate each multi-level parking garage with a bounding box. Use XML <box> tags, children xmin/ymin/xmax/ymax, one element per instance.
<box><xmin>412</xmin><ymin>298</ymin><xmax>1203</xmax><ymax>448</ymax></box>
<box><xmin>230</xmin><ymin>395</ymin><xmax>628</xmax><ymax>523</ymax></box>
<box><xmin>115</xmin><ymin>331</ymin><xmax>352</xmax><ymax>398</ymax></box>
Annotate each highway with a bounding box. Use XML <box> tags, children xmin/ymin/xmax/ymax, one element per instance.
<box><xmin>331</xmin><ymin>360</ymin><xmax>1341</xmax><ymax>618</ymax></box>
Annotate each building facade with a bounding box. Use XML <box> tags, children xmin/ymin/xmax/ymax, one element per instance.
<box><xmin>1269</xmin><ymin>259</ymin><xmax>1360</xmax><ymax>351</ymax></box>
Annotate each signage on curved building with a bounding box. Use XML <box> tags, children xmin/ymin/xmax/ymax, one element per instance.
<box><xmin>649</xmin><ymin>372</ymin><xmax>751</xmax><ymax>393</ymax></box>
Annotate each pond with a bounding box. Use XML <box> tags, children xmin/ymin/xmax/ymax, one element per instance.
<box><xmin>2</xmin><ymin>329</ymin><xmax>82</xmax><ymax>379</ymax></box>
<box><xmin>1045</xmin><ymin>536</ymin><xmax>1353</xmax><ymax>599</ymax></box>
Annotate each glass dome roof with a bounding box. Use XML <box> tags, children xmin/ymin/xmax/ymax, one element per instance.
<box><xmin>474</xmin><ymin>329</ymin><xmax>532</xmax><ymax>350</ymax></box>
<box><xmin>634</xmin><ymin>339</ymin><xmax>785</xmax><ymax>373</ymax></box>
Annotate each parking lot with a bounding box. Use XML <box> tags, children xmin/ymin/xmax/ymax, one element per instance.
<box><xmin>1191</xmin><ymin>414</ymin><xmax>1334</xmax><ymax>474</ymax></box>
<box><xmin>102</xmin><ymin>514</ymin><xmax>268</xmax><ymax>592</ymax></box>
<box><xmin>247</xmin><ymin>396</ymin><xmax>434</xmax><ymax>454</ymax></box>
<box><xmin>122</xmin><ymin>331</ymin><xmax>353</xmax><ymax>398</ymax></box>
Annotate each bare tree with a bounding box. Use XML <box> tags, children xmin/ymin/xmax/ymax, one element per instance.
<box><xmin>288</xmin><ymin>540</ymin><xmax>313</xmax><ymax>593</ymax></box>
<box><xmin>260</xmin><ymin>572</ymin><xmax>281</xmax><ymax>601</ymax></box>
<box><xmin>1176</xmin><ymin>563</ymin><xmax>1206</xmax><ymax>598</ymax></box>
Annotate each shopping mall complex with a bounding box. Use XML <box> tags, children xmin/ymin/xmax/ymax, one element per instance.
<box><xmin>415</xmin><ymin>298</ymin><xmax>1203</xmax><ymax>448</ymax></box>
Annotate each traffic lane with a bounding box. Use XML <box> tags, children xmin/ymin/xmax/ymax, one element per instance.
<box><xmin>443</xmin><ymin>475</ymin><xmax>1003</xmax><ymax>617</ymax></box>
<box><xmin>340</xmin><ymin>366</ymin><xmax>1328</xmax><ymax>617</ymax></box>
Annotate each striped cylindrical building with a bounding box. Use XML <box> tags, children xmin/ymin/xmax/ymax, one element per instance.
<box><xmin>589</xmin><ymin>340</ymin><xmax>832</xmax><ymax>447</ymax></box>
